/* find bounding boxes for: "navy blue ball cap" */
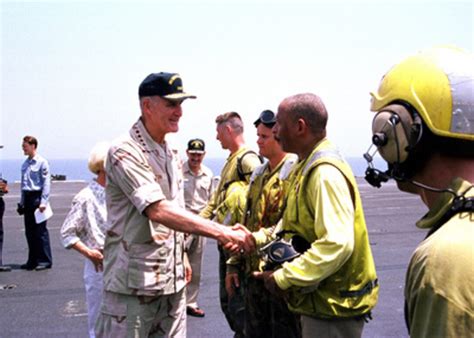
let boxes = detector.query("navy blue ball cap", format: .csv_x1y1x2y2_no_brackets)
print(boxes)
138,72,197,101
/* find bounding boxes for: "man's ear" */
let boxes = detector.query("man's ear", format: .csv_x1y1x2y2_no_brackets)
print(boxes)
141,98,152,116
296,118,307,135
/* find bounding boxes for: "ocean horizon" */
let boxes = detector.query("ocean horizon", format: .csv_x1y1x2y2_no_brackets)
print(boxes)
0,156,386,182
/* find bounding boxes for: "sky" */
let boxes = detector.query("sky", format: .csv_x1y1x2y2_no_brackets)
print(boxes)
1,0,472,160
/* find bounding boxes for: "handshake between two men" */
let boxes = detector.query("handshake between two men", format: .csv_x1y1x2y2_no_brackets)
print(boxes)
219,223,256,254
146,200,276,293
219,223,286,299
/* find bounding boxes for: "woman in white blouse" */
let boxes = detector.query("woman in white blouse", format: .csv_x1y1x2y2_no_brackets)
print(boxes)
60,142,109,338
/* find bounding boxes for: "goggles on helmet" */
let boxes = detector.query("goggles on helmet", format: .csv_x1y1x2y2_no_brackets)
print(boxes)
254,109,276,127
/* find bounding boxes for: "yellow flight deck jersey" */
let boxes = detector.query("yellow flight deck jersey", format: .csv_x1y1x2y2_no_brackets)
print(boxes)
200,147,261,220
213,181,248,226
405,178,474,338
256,138,378,319
227,154,297,274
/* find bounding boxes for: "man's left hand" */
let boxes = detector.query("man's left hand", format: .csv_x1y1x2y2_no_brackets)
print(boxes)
184,252,192,285
39,204,46,212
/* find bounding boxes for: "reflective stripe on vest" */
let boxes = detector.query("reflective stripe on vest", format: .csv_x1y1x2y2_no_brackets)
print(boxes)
302,148,344,176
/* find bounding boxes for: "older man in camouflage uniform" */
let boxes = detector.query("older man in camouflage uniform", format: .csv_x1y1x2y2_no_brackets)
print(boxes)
95,72,252,338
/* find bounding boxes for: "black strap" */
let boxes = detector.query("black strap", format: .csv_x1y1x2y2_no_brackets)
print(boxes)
426,196,474,238
237,150,263,181
220,150,263,193
339,279,378,298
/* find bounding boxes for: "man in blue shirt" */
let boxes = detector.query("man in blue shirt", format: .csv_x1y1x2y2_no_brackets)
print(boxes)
0,176,11,271
19,135,52,271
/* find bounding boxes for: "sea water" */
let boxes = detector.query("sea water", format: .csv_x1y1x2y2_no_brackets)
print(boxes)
0,157,386,182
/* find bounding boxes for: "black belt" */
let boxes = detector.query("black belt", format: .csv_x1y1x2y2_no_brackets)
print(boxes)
340,279,378,298
23,190,42,196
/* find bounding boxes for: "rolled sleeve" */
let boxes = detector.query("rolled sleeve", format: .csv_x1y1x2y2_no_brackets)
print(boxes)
108,145,166,213
274,268,292,290
62,236,81,249
252,220,281,248
131,183,166,214
60,198,85,249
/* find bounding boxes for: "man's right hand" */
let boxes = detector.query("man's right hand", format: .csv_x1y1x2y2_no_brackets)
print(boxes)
219,224,256,254
225,272,240,298
0,180,8,194
16,203,25,215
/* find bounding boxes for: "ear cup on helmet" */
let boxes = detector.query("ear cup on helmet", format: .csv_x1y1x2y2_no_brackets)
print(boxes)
371,104,422,164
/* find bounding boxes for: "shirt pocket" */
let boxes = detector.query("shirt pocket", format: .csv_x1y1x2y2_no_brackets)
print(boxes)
127,243,171,291
28,166,42,183
183,177,191,190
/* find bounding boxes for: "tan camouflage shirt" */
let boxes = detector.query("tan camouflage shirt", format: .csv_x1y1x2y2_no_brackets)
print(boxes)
103,118,186,296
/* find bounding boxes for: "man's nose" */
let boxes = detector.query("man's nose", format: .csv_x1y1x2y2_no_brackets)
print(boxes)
175,105,183,116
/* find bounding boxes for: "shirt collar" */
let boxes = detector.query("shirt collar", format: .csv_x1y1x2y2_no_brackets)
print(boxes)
90,180,105,199
227,146,250,162
27,154,39,163
130,118,169,156
416,177,474,229
183,160,206,177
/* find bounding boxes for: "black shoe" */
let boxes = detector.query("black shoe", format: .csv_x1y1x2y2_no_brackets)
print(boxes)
35,265,52,271
187,306,205,318
0,265,11,272
20,264,36,271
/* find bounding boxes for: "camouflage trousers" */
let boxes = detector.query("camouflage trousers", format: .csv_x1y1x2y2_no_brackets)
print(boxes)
244,277,301,338
219,245,245,338
95,288,186,338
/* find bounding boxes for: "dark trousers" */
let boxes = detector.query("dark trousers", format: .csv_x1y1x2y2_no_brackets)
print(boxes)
0,198,4,265
23,191,52,268
244,277,301,338
218,245,245,338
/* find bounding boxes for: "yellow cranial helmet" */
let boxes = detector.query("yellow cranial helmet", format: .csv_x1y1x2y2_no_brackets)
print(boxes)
370,46,474,142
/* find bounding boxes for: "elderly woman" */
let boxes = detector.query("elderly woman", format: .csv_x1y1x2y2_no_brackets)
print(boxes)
60,142,109,338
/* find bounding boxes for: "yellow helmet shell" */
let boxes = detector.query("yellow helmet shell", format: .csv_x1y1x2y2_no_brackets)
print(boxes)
370,46,474,141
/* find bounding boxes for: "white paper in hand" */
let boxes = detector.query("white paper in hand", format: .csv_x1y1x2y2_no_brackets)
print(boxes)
34,204,53,223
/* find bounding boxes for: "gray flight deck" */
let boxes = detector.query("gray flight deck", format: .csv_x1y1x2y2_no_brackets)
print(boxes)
0,179,427,337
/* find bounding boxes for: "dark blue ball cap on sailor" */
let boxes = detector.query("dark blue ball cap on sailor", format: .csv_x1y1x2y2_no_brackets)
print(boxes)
138,72,197,101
